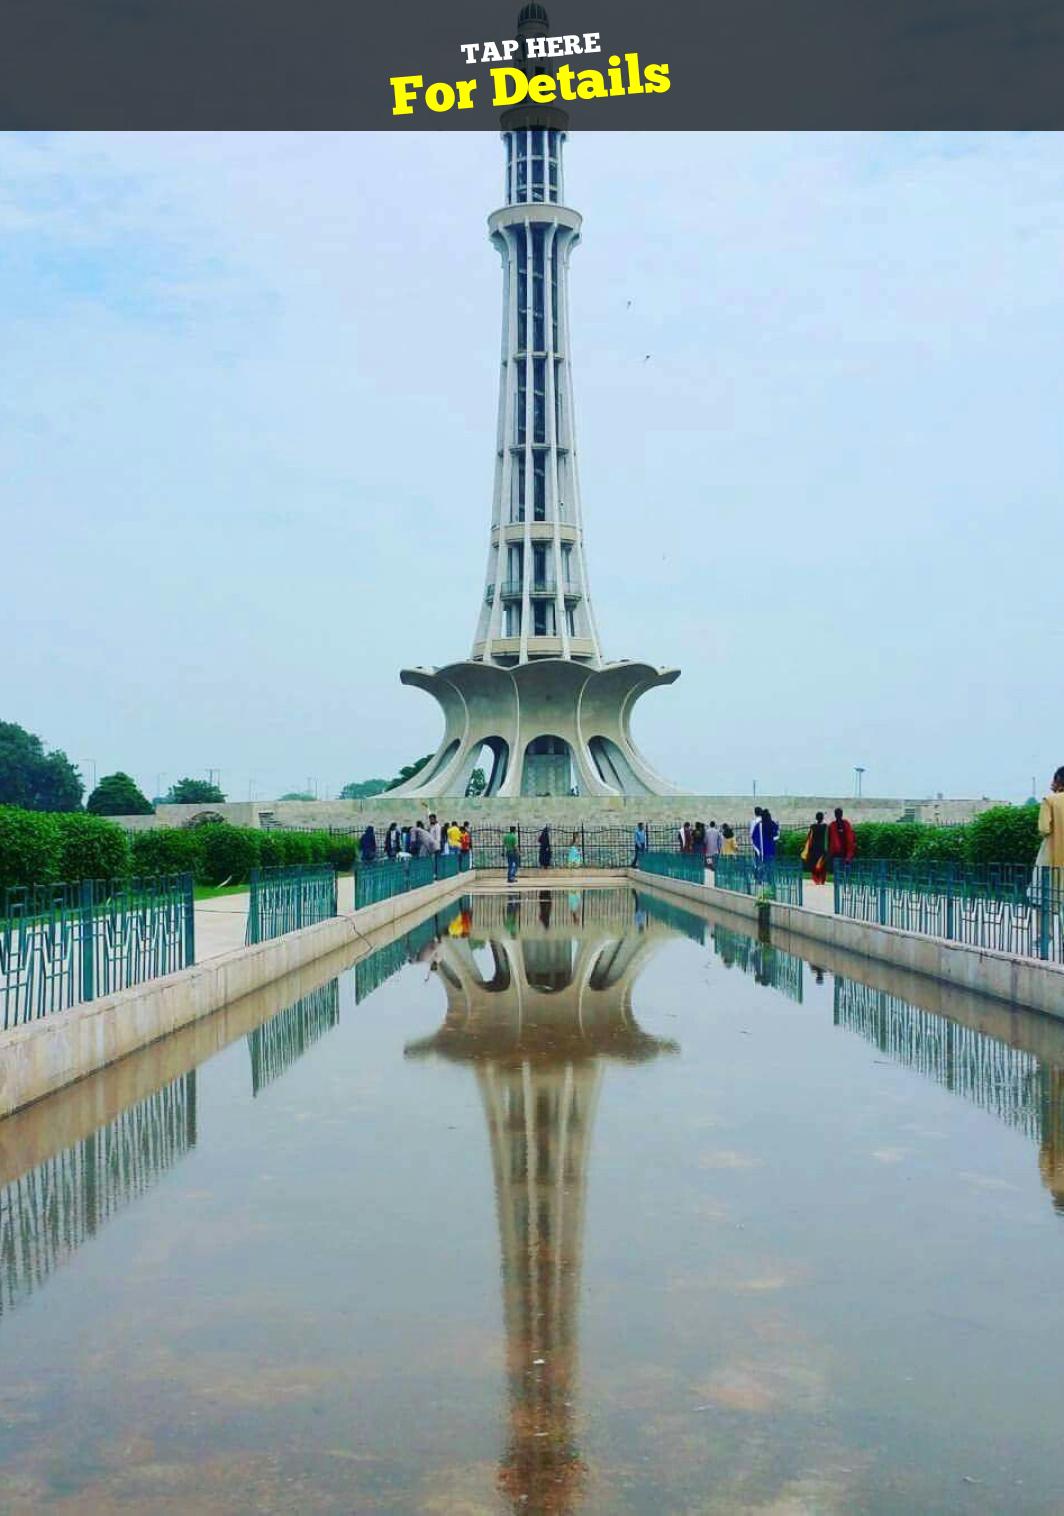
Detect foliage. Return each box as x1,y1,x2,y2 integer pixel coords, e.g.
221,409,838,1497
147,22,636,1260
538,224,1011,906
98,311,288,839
279,791,315,801
165,777,227,804
198,825,262,886
87,771,153,816
326,835,359,870
910,827,969,863
777,828,807,859
465,766,487,798
53,813,132,882
0,806,63,889
385,755,432,792
131,828,203,878
851,822,924,862
964,804,1041,866
0,720,83,812
340,778,388,799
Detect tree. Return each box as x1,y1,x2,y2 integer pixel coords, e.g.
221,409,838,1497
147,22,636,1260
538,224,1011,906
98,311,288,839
279,791,315,801
465,766,487,797
340,779,388,799
385,755,432,792
87,771,153,816
165,777,227,804
0,720,83,812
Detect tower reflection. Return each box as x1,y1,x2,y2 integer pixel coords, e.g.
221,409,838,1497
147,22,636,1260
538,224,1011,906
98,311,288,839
406,889,677,1514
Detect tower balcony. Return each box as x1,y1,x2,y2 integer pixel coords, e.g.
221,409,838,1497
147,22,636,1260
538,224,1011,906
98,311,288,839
496,579,582,601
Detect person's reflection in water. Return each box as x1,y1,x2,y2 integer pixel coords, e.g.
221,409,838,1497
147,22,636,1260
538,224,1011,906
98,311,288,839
567,892,581,923
539,890,553,931
405,893,678,1514
504,895,520,936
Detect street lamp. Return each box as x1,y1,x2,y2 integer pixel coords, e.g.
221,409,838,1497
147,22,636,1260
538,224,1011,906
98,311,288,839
854,766,865,799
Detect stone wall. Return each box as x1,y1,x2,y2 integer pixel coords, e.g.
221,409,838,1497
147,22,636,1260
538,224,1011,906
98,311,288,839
115,793,1003,832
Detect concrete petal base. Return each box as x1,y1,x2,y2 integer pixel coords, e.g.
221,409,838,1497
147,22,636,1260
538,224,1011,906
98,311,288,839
391,657,682,798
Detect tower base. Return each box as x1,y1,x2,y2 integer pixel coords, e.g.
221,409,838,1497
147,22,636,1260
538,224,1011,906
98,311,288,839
390,658,682,799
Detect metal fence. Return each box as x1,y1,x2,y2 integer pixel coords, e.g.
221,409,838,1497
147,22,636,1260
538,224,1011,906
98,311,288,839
713,856,804,907
246,865,337,944
1,874,195,1030
469,824,740,870
634,850,706,885
352,852,470,911
833,861,1064,963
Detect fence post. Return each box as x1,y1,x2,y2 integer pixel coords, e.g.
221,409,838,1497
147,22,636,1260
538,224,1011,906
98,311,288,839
182,872,196,966
581,824,586,865
79,878,96,1004
1039,867,1051,961
877,862,887,927
247,869,260,945
944,865,955,942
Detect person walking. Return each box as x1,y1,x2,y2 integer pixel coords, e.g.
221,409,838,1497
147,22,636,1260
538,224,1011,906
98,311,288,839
760,808,779,860
427,813,442,854
720,823,737,857
460,821,473,869
632,820,648,866
504,823,520,884
1037,766,1064,868
692,821,707,862
447,819,462,854
706,819,723,871
827,807,856,873
384,822,400,860
567,831,583,868
803,811,830,885
359,825,378,865
538,825,553,869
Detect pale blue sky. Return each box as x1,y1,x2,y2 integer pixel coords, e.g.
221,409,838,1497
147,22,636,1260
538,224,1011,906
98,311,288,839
2,132,1061,802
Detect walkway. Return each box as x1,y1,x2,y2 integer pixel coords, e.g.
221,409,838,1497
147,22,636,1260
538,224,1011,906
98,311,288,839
194,875,357,961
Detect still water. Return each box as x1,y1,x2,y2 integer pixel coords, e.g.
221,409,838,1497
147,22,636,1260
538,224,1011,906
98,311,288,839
2,886,1064,1514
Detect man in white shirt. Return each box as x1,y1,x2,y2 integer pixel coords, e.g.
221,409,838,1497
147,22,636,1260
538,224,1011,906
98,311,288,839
427,813,442,853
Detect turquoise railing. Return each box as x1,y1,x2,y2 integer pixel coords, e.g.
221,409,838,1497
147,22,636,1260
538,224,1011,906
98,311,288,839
352,852,465,911
834,860,1064,963
634,851,705,884
1,873,195,1030
713,856,804,906
246,865,337,944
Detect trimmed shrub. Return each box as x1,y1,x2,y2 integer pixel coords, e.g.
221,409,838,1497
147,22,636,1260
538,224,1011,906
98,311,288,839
131,827,204,879
964,805,1041,867
910,827,969,863
198,825,262,886
0,805,63,889
257,832,286,868
327,835,359,870
276,832,314,866
54,813,131,882
852,822,924,862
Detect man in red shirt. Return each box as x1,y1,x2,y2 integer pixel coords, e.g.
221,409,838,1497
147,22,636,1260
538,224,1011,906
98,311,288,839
828,807,856,868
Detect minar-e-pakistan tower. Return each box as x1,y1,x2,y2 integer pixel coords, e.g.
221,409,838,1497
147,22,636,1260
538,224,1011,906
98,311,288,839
393,3,680,801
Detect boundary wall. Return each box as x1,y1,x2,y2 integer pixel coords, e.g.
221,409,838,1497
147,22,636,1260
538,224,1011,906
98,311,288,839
0,870,473,1121
629,870,1064,1021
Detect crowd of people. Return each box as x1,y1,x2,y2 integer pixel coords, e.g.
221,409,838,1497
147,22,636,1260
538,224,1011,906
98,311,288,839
656,804,858,884
357,814,472,865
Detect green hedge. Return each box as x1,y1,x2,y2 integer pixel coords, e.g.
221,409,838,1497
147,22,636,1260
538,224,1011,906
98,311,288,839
768,807,1041,869
0,808,358,890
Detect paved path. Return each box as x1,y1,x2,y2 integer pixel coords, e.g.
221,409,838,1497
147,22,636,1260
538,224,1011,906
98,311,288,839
193,874,358,962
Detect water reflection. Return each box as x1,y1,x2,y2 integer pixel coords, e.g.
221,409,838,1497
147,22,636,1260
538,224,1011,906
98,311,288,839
247,979,340,1095
406,889,678,1513
835,976,1064,1213
0,1072,196,1318
713,921,804,1002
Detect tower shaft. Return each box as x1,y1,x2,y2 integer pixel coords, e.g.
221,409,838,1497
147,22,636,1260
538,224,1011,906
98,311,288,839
474,125,601,667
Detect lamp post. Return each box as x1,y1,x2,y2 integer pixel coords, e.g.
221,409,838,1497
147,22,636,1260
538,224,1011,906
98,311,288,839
854,766,865,799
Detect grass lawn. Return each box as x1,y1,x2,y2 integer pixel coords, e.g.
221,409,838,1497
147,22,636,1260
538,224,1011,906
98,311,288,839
193,882,250,901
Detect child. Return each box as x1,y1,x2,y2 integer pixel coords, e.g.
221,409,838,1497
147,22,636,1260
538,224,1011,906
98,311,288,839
567,831,583,868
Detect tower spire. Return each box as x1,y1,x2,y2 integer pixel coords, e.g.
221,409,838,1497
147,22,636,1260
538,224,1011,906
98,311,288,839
389,6,683,799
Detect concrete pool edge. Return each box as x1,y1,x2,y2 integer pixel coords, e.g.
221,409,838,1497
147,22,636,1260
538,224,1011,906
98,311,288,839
0,870,475,1121
628,869,1064,1019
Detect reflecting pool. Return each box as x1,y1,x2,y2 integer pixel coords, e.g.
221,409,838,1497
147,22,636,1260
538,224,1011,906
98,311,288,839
2,886,1064,1514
